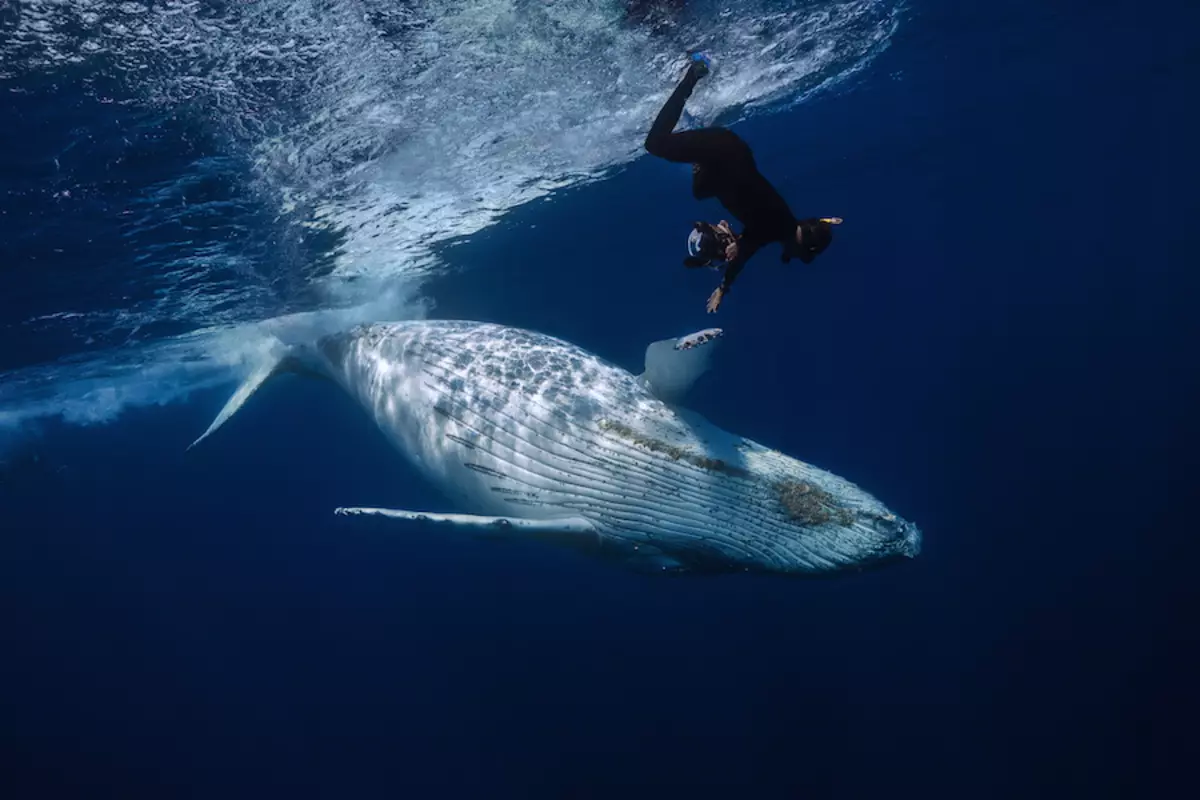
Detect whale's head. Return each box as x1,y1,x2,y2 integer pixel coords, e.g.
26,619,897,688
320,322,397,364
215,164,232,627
606,429,922,575
771,474,921,573
592,411,920,576
726,448,922,575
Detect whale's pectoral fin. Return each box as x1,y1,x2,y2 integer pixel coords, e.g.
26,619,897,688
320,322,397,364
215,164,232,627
336,508,702,574
334,507,596,535
637,327,723,405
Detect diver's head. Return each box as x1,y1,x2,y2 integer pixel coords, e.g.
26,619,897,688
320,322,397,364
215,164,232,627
684,220,736,268
787,217,842,264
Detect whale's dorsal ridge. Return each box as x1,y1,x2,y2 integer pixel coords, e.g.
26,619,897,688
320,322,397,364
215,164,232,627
638,327,724,405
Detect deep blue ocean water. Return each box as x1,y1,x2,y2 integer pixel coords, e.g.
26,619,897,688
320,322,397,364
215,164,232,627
2,0,1196,796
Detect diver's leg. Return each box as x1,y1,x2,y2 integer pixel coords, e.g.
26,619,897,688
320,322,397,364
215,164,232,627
644,64,703,159
645,64,747,165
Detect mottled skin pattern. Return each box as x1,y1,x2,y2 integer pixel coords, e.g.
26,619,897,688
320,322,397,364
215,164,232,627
312,320,920,574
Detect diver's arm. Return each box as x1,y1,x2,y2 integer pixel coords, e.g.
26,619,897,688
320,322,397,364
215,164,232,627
706,238,760,313
720,237,761,291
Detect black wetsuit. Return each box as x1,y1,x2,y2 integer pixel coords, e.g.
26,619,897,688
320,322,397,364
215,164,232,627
644,67,799,291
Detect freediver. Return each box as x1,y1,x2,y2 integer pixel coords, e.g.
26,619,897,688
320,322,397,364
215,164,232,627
643,52,842,313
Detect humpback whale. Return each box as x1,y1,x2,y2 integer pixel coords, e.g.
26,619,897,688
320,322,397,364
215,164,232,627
191,320,921,575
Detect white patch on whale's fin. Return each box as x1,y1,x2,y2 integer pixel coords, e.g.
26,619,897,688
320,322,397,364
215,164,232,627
334,507,597,534
188,350,293,451
638,327,723,405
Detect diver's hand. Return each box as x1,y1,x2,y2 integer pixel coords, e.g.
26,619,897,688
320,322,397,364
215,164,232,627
706,286,724,313
715,220,737,261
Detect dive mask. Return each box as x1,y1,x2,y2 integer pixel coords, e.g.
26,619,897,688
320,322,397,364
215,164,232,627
685,221,734,267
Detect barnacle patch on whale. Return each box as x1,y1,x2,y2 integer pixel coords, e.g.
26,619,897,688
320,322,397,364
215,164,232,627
598,418,749,477
775,480,856,526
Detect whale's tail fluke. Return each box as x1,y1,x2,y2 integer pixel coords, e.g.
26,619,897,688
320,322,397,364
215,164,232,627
188,356,285,451
187,344,311,451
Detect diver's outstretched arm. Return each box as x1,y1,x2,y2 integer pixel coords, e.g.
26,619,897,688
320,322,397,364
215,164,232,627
706,238,762,313
720,239,760,291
